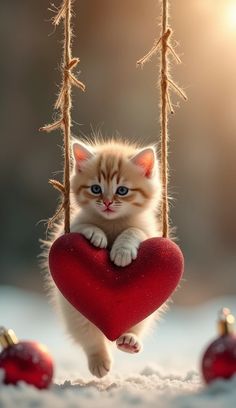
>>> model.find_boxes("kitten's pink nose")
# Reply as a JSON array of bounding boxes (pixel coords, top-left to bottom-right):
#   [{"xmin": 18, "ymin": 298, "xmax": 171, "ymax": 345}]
[{"xmin": 103, "ymin": 199, "xmax": 113, "ymax": 207}]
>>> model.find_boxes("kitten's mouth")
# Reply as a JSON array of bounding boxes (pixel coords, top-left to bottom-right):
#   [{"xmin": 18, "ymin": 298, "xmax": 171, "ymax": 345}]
[{"xmin": 103, "ymin": 208, "xmax": 115, "ymax": 213}]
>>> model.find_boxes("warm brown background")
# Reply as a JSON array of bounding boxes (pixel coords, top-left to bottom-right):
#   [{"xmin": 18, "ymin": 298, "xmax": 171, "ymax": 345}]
[{"xmin": 0, "ymin": 0, "xmax": 235, "ymax": 304}]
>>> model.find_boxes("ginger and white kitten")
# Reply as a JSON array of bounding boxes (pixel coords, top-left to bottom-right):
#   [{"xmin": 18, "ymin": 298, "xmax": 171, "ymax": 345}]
[{"xmin": 45, "ymin": 139, "xmax": 164, "ymax": 378}]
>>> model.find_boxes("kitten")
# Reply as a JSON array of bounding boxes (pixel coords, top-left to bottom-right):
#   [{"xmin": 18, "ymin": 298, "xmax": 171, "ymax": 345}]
[{"xmin": 43, "ymin": 139, "xmax": 164, "ymax": 378}]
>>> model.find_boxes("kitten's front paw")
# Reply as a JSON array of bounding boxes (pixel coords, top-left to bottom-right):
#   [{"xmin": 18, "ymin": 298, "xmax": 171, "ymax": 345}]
[
  {"xmin": 110, "ymin": 245, "xmax": 138, "ymax": 267},
  {"xmin": 80, "ymin": 226, "xmax": 107, "ymax": 248}
]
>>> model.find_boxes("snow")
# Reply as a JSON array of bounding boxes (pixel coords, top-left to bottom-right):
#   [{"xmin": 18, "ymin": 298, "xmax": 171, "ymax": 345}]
[{"xmin": 0, "ymin": 286, "xmax": 236, "ymax": 407}]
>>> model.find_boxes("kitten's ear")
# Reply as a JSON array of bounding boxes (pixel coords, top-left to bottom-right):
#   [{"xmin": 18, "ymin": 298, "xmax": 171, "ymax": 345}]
[
  {"xmin": 131, "ymin": 147, "xmax": 156, "ymax": 178},
  {"xmin": 73, "ymin": 142, "xmax": 93, "ymax": 171}
]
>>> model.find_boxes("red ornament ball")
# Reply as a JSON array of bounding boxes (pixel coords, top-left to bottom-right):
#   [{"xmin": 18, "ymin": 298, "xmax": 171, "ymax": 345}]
[
  {"xmin": 0, "ymin": 340, "xmax": 54, "ymax": 389},
  {"xmin": 202, "ymin": 309, "xmax": 236, "ymax": 384}
]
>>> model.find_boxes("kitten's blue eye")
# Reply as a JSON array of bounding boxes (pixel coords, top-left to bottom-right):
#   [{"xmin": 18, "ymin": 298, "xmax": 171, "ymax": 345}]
[
  {"xmin": 91, "ymin": 184, "xmax": 102, "ymax": 194},
  {"xmin": 116, "ymin": 186, "xmax": 129, "ymax": 196}
]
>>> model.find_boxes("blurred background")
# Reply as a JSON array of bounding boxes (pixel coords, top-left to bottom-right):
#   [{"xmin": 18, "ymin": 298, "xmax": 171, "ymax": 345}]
[{"xmin": 0, "ymin": 0, "xmax": 235, "ymax": 305}]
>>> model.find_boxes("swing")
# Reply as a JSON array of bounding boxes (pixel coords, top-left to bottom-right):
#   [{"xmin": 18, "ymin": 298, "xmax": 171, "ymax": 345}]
[{"xmin": 40, "ymin": 0, "xmax": 184, "ymax": 341}]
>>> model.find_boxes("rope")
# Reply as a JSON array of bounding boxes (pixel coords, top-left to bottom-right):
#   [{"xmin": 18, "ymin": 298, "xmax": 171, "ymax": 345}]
[
  {"xmin": 40, "ymin": 0, "xmax": 186, "ymax": 238},
  {"xmin": 137, "ymin": 0, "xmax": 187, "ymax": 238},
  {"xmin": 40, "ymin": 0, "xmax": 85, "ymax": 234}
]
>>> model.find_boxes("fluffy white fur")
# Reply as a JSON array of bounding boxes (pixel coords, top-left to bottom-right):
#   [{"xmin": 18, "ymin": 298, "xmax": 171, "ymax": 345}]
[{"xmin": 43, "ymin": 139, "xmax": 165, "ymax": 378}]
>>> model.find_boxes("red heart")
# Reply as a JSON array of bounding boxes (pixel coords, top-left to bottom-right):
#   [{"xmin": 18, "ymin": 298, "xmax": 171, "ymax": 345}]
[{"xmin": 49, "ymin": 233, "xmax": 184, "ymax": 341}]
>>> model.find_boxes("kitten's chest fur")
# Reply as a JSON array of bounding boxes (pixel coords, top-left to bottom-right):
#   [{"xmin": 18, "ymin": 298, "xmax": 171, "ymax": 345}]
[
  {"xmin": 71, "ymin": 209, "xmax": 159, "ymax": 248},
  {"xmin": 73, "ymin": 213, "xmax": 133, "ymax": 247},
  {"xmin": 95, "ymin": 218, "xmax": 132, "ymax": 248}
]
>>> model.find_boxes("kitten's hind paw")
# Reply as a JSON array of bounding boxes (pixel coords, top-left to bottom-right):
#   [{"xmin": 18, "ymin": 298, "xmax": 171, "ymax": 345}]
[
  {"xmin": 116, "ymin": 333, "xmax": 143, "ymax": 354},
  {"xmin": 88, "ymin": 353, "xmax": 112, "ymax": 378}
]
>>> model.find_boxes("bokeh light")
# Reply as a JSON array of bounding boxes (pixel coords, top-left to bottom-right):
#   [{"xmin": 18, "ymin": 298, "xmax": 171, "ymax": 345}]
[{"xmin": 226, "ymin": 1, "xmax": 236, "ymax": 29}]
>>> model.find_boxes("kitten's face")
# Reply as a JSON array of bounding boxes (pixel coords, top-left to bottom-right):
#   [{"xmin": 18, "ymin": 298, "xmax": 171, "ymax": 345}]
[{"xmin": 71, "ymin": 142, "xmax": 160, "ymax": 220}]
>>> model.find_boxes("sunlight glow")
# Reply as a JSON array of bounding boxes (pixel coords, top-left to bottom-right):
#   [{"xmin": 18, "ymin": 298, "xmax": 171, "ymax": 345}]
[{"xmin": 226, "ymin": 2, "xmax": 236, "ymax": 29}]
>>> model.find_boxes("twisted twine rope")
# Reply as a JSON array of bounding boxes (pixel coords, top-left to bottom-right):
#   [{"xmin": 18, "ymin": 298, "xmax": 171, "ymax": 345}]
[
  {"xmin": 137, "ymin": 0, "xmax": 187, "ymax": 238},
  {"xmin": 41, "ymin": 0, "xmax": 186, "ymax": 239},
  {"xmin": 40, "ymin": 0, "xmax": 85, "ymax": 234}
]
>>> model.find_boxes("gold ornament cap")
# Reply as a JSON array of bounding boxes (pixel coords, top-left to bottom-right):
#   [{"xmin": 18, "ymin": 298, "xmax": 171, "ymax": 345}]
[
  {"xmin": 218, "ymin": 308, "xmax": 235, "ymax": 336},
  {"xmin": 0, "ymin": 327, "xmax": 18, "ymax": 349}
]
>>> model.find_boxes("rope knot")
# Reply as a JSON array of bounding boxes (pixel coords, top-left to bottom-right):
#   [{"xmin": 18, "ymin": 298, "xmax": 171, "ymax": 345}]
[
  {"xmin": 66, "ymin": 58, "xmax": 80, "ymax": 70},
  {"xmin": 162, "ymin": 28, "xmax": 172, "ymax": 42}
]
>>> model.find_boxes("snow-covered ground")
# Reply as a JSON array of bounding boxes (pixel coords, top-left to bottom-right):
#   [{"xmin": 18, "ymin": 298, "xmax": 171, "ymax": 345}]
[{"xmin": 0, "ymin": 286, "xmax": 236, "ymax": 407}]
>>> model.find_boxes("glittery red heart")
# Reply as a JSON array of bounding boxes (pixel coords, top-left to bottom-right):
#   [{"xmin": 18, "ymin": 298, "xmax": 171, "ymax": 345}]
[{"xmin": 49, "ymin": 233, "xmax": 184, "ymax": 341}]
